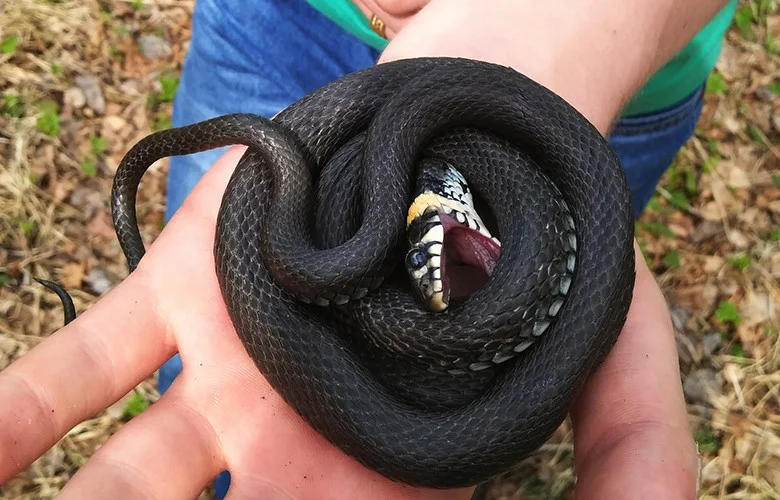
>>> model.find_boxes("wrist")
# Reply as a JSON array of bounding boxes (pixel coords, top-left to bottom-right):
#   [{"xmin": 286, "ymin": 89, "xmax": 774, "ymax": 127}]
[{"xmin": 376, "ymin": 8, "xmax": 631, "ymax": 133}]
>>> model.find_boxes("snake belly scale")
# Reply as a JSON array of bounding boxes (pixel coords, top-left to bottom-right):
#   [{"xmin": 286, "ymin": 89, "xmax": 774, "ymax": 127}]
[{"xmin": 110, "ymin": 57, "xmax": 636, "ymax": 488}]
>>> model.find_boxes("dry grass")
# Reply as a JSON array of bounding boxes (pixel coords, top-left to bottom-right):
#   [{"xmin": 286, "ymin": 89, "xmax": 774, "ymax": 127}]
[{"xmin": 1, "ymin": 0, "xmax": 778, "ymax": 499}]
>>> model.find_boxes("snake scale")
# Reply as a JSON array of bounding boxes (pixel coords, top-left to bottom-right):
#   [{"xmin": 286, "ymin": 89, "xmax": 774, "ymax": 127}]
[{"xmin": 107, "ymin": 57, "xmax": 636, "ymax": 488}]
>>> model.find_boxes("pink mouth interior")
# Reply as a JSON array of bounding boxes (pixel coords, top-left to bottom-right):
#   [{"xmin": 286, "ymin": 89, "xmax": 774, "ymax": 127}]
[{"xmin": 439, "ymin": 212, "xmax": 501, "ymax": 300}]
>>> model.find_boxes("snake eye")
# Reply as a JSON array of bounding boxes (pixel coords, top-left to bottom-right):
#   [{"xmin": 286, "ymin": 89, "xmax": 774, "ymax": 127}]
[{"xmin": 405, "ymin": 249, "xmax": 428, "ymax": 270}]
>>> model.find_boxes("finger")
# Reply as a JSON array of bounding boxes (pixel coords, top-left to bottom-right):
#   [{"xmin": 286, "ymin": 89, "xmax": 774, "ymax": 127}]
[
  {"xmin": 0, "ymin": 146, "xmax": 246, "ymax": 484},
  {"xmin": 351, "ymin": 0, "xmax": 425, "ymax": 38},
  {"xmin": 0, "ymin": 278, "xmax": 170, "ymax": 484},
  {"xmin": 570, "ymin": 242, "xmax": 698, "ymax": 499},
  {"xmin": 135, "ymin": 147, "xmax": 252, "ymax": 368},
  {"xmin": 56, "ymin": 396, "xmax": 222, "ymax": 500}
]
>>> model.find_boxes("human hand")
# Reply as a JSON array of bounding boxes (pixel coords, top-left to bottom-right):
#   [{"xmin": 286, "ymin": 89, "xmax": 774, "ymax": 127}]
[
  {"xmin": 0, "ymin": 141, "xmax": 696, "ymax": 498},
  {"xmin": 0, "ymin": 146, "xmax": 472, "ymax": 500}
]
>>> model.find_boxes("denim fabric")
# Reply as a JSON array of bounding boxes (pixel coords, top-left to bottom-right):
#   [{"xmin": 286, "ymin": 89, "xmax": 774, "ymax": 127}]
[
  {"xmin": 163, "ymin": 0, "xmax": 379, "ymax": 223},
  {"xmin": 610, "ymin": 84, "xmax": 705, "ymax": 215},
  {"xmin": 157, "ymin": 0, "xmax": 706, "ymax": 497}
]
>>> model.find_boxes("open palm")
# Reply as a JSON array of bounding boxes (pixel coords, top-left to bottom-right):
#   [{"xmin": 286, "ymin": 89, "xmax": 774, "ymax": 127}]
[{"xmin": 0, "ymin": 146, "xmax": 697, "ymax": 499}]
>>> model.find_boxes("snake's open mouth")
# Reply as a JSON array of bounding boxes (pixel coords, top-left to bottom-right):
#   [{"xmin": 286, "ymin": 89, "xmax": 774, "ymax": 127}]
[
  {"xmin": 404, "ymin": 160, "xmax": 503, "ymax": 312},
  {"xmin": 439, "ymin": 212, "xmax": 501, "ymax": 301}
]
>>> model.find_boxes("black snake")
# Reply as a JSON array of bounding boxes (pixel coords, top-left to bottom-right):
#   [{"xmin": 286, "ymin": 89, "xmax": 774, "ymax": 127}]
[{"xmin": 50, "ymin": 57, "xmax": 636, "ymax": 488}]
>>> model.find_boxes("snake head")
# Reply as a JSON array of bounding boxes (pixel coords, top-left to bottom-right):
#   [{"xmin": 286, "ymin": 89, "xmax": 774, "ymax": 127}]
[{"xmin": 406, "ymin": 195, "xmax": 501, "ymax": 313}]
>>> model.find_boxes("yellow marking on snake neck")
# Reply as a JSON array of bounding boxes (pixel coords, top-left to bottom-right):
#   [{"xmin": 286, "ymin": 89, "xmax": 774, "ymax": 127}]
[{"xmin": 406, "ymin": 193, "xmax": 446, "ymax": 227}]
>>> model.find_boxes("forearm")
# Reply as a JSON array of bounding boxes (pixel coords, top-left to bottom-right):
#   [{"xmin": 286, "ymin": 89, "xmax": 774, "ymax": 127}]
[{"xmin": 375, "ymin": 0, "xmax": 730, "ymax": 133}]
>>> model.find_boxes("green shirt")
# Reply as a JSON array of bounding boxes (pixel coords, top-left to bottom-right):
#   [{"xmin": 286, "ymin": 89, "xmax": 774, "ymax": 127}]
[{"xmin": 306, "ymin": 0, "xmax": 737, "ymax": 116}]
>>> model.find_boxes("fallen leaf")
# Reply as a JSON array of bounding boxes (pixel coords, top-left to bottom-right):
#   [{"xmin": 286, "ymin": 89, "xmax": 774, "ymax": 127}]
[
  {"xmin": 723, "ymin": 162, "xmax": 752, "ymax": 189},
  {"xmin": 60, "ymin": 262, "xmax": 85, "ymax": 289}
]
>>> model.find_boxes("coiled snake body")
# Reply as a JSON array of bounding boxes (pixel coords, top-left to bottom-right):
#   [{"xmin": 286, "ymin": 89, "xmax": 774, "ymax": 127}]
[{"xmin": 105, "ymin": 57, "xmax": 637, "ymax": 488}]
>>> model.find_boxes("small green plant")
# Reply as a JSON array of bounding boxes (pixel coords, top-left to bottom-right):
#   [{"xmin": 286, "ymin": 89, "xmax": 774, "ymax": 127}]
[
  {"xmin": 36, "ymin": 100, "xmax": 60, "ymax": 137},
  {"xmin": 79, "ymin": 135, "xmax": 108, "ymax": 177},
  {"xmin": 50, "ymin": 63, "xmax": 63, "ymax": 75},
  {"xmin": 122, "ymin": 392, "xmax": 150, "ymax": 418},
  {"xmin": 0, "ymin": 272, "xmax": 10, "ymax": 287},
  {"xmin": 0, "ymin": 35, "xmax": 19, "ymax": 54},
  {"xmin": 146, "ymin": 75, "xmax": 180, "ymax": 112},
  {"xmin": 65, "ymin": 449, "xmax": 86, "ymax": 468},
  {"xmin": 662, "ymin": 250, "xmax": 681, "ymax": 270},
  {"xmin": 2, "ymin": 92, "xmax": 25, "ymax": 118},
  {"xmin": 751, "ymin": 0, "xmax": 775, "ymax": 23},
  {"xmin": 695, "ymin": 424, "xmax": 720, "ymax": 453},
  {"xmin": 645, "ymin": 194, "xmax": 661, "ymax": 212},
  {"xmin": 668, "ymin": 190, "xmax": 690, "ymax": 210},
  {"xmin": 158, "ymin": 75, "xmax": 179, "ymax": 102},
  {"xmin": 684, "ymin": 168, "xmax": 698, "ymax": 195},
  {"xmin": 733, "ymin": 6, "xmax": 755, "ymax": 39},
  {"xmin": 769, "ymin": 81, "xmax": 780, "ymax": 97},
  {"xmin": 727, "ymin": 254, "xmax": 751, "ymax": 271},
  {"xmin": 662, "ymin": 163, "xmax": 699, "ymax": 209},
  {"xmin": 715, "ymin": 300, "xmax": 742, "ymax": 325},
  {"xmin": 130, "ymin": 0, "xmax": 144, "ymax": 10},
  {"xmin": 770, "ymin": 229, "xmax": 780, "ymax": 242},
  {"xmin": 152, "ymin": 112, "xmax": 172, "ymax": 131},
  {"xmin": 746, "ymin": 125, "xmax": 765, "ymax": 145},
  {"xmin": 89, "ymin": 135, "xmax": 108, "ymax": 157},
  {"xmin": 706, "ymin": 72, "xmax": 727, "ymax": 95},
  {"xmin": 19, "ymin": 219, "xmax": 36, "ymax": 234},
  {"xmin": 700, "ymin": 139, "xmax": 723, "ymax": 173},
  {"xmin": 637, "ymin": 221, "xmax": 675, "ymax": 239},
  {"xmin": 109, "ymin": 45, "xmax": 125, "ymax": 62},
  {"xmin": 729, "ymin": 342, "xmax": 747, "ymax": 365},
  {"xmin": 766, "ymin": 35, "xmax": 780, "ymax": 55},
  {"xmin": 80, "ymin": 157, "xmax": 97, "ymax": 177}
]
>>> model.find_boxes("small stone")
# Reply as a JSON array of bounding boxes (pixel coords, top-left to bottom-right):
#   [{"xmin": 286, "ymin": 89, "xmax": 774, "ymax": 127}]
[
  {"xmin": 119, "ymin": 79, "xmax": 141, "ymax": 96},
  {"xmin": 683, "ymin": 368, "xmax": 722, "ymax": 406},
  {"xmin": 702, "ymin": 333, "xmax": 722, "ymax": 357},
  {"xmin": 727, "ymin": 229, "xmax": 750, "ymax": 249},
  {"xmin": 700, "ymin": 457, "xmax": 722, "ymax": 484},
  {"xmin": 138, "ymin": 34, "xmax": 172, "ymax": 60},
  {"xmin": 754, "ymin": 86, "xmax": 777, "ymax": 102},
  {"xmin": 68, "ymin": 184, "xmax": 104, "ymax": 220},
  {"xmin": 669, "ymin": 302, "xmax": 693, "ymax": 332},
  {"xmin": 86, "ymin": 268, "xmax": 114, "ymax": 295},
  {"xmin": 74, "ymin": 73, "xmax": 105, "ymax": 115},
  {"xmin": 63, "ymin": 87, "xmax": 86, "ymax": 109},
  {"xmin": 691, "ymin": 220, "xmax": 723, "ymax": 243},
  {"xmin": 723, "ymin": 116, "xmax": 741, "ymax": 134}
]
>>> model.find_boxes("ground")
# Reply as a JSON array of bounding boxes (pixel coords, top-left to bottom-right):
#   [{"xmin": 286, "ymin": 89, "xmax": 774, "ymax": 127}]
[{"xmin": 0, "ymin": 1, "xmax": 778, "ymax": 499}]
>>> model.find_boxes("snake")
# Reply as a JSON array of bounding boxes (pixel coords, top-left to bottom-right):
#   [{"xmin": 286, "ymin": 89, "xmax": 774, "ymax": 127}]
[{"xmin": 43, "ymin": 57, "xmax": 636, "ymax": 489}]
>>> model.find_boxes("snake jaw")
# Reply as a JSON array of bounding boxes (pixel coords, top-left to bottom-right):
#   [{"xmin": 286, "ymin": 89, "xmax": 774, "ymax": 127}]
[{"xmin": 406, "ymin": 207, "xmax": 449, "ymax": 312}]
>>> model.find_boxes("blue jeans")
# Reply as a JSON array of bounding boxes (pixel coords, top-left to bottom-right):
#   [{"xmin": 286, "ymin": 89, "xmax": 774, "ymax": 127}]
[{"xmin": 158, "ymin": 0, "xmax": 705, "ymax": 497}]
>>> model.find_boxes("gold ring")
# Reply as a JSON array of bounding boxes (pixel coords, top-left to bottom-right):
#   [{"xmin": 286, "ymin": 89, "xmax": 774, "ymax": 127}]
[{"xmin": 370, "ymin": 14, "xmax": 387, "ymax": 39}]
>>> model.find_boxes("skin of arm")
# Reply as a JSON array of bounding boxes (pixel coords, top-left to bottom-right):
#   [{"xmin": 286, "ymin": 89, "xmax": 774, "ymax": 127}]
[{"xmin": 357, "ymin": 0, "xmax": 730, "ymax": 134}]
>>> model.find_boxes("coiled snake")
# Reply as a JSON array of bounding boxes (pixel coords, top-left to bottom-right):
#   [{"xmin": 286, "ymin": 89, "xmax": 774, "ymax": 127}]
[{"xmin": 53, "ymin": 57, "xmax": 637, "ymax": 488}]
